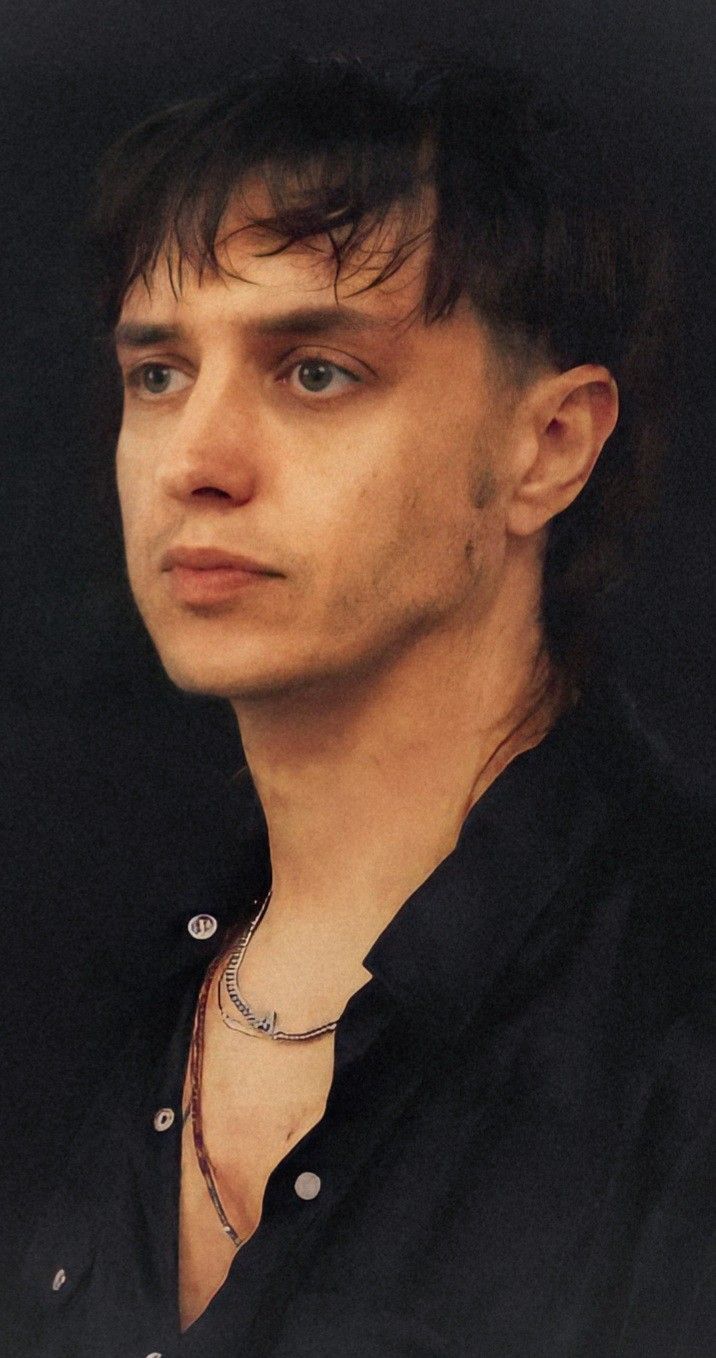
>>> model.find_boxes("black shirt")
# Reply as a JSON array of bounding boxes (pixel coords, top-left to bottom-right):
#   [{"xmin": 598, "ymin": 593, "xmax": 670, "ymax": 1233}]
[{"xmin": 11, "ymin": 678, "xmax": 714, "ymax": 1357}]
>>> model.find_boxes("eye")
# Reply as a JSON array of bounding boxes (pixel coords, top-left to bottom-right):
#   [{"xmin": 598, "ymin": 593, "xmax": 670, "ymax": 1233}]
[
  {"xmin": 124, "ymin": 363, "xmax": 191, "ymax": 399},
  {"xmin": 283, "ymin": 357, "xmax": 361, "ymax": 398}
]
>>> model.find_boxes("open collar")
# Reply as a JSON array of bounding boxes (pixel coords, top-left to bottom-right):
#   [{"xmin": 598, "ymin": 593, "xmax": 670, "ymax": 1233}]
[
  {"xmin": 188, "ymin": 678, "xmax": 638, "ymax": 1043},
  {"xmin": 361, "ymin": 679, "xmax": 623, "ymax": 1037}
]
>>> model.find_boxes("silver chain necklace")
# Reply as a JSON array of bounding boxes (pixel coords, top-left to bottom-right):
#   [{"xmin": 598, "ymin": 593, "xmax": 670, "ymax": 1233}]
[
  {"xmin": 218, "ymin": 679, "xmax": 564, "ymax": 1043},
  {"xmin": 219, "ymin": 887, "xmax": 340, "ymax": 1042}
]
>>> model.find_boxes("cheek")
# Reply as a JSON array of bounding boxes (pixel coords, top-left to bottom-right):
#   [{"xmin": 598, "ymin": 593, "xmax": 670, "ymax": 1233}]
[
  {"xmin": 115, "ymin": 447, "xmax": 153, "ymax": 587},
  {"xmin": 116, "ymin": 434, "xmax": 154, "ymax": 522},
  {"xmin": 336, "ymin": 466, "xmax": 463, "ymax": 606},
  {"xmin": 115, "ymin": 441, "xmax": 136, "ymax": 522}
]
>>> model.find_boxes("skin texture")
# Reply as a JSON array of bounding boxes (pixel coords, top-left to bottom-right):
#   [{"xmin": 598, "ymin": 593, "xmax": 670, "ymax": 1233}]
[
  {"xmin": 115, "ymin": 185, "xmax": 619, "ymax": 1328},
  {"xmin": 115, "ymin": 186, "xmax": 618, "ymax": 955}
]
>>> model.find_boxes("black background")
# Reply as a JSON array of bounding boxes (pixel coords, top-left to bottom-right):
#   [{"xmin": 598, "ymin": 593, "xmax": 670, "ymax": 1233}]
[{"xmin": 1, "ymin": 0, "xmax": 713, "ymax": 1290}]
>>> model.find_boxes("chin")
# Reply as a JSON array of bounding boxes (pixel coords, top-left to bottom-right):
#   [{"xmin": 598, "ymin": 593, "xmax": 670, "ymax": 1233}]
[
  {"xmin": 153, "ymin": 641, "xmax": 318, "ymax": 702},
  {"xmin": 160, "ymin": 657, "xmax": 278, "ymax": 699}
]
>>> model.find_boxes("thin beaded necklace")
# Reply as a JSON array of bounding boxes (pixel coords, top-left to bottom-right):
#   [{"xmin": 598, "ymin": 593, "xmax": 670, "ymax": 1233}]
[{"xmin": 187, "ymin": 949, "xmax": 245, "ymax": 1247}]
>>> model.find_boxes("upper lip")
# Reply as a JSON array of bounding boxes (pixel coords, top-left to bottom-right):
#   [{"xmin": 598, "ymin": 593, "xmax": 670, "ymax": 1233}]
[{"xmin": 162, "ymin": 546, "xmax": 279, "ymax": 574}]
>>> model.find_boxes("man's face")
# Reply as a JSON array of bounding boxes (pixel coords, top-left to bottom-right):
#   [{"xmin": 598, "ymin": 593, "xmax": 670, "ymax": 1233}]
[{"xmin": 115, "ymin": 187, "xmax": 515, "ymax": 702}]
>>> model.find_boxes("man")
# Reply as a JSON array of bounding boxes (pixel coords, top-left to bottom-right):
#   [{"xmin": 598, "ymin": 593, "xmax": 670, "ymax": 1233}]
[{"xmin": 15, "ymin": 52, "xmax": 712, "ymax": 1357}]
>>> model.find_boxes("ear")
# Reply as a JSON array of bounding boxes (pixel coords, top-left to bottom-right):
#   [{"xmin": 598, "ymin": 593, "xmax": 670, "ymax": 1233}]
[{"xmin": 505, "ymin": 365, "xmax": 619, "ymax": 538}]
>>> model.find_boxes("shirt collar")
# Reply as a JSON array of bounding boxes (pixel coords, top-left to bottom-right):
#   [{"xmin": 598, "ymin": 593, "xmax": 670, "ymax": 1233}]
[
  {"xmin": 362, "ymin": 678, "xmax": 622, "ymax": 1038},
  {"xmin": 192, "ymin": 677, "xmax": 631, "ymax": 1041}
]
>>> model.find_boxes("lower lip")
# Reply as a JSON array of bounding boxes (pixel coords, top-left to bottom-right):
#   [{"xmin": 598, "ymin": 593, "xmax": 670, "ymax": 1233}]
[{"xmin": 167, "ymin": 565, "xmax": 273, "ymax": 603}]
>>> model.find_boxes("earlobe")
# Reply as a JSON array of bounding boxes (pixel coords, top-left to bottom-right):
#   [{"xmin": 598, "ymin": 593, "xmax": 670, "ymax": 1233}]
[{"xmin": 505, "ymin": 366, "xmax": 619, "ymax": 538}]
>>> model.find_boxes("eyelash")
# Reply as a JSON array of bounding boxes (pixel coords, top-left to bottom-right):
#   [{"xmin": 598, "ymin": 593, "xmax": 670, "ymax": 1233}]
[{"xmin": 123, "ymin": 355, "xmax": 363, "ymax": 402}]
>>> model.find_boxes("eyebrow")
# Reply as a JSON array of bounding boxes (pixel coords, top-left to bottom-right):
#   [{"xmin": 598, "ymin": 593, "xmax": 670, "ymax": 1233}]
[{"xmin": 113, "ymin": 305, "xmax": 391, "ymax": 350}]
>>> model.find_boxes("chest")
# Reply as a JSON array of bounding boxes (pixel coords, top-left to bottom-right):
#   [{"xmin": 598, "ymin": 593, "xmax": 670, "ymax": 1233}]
[{"xmin": 177, "ymin": 1009, "xmax": 336, "ymax": 1331}]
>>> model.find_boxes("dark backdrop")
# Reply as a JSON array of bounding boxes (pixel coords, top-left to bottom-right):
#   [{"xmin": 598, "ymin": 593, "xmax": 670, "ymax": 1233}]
[{"xmin": 1, "ymin": 0, "xmax": 713, "ymax": 1293}]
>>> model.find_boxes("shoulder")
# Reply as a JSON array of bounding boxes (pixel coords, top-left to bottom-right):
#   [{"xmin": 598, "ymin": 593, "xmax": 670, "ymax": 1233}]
[
  {"xmin": 582, "ymin": 676, "xmax": 712, "ymax": 901},
  {"xmin": 552, "ymin": 684, "xmax": 714, "ymax": 1352},
  {"xmin": 572, "ymin": 675, "xmax": 713, "ymax": 1036}
]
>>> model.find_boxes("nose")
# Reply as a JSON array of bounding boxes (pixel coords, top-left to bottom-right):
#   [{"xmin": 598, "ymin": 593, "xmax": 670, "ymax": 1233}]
[{"xmin": 156, "ymin": 373, "xmax": 261, "ymax": 507}]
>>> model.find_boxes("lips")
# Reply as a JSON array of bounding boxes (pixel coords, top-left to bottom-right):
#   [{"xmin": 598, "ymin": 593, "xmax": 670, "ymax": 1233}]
[
  {"xmin": 161, "ymin": 546, "xmax": 279, "ymax": 574},
  {"xmin": 160, "ymin": 544, "xmax": 281, "ymax": 605}
]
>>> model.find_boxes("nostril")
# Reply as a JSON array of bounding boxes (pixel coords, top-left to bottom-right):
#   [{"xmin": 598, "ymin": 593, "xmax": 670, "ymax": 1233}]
[{"xmin": 192, "ymin": 487, "xmax": 232, "ymax": 497}]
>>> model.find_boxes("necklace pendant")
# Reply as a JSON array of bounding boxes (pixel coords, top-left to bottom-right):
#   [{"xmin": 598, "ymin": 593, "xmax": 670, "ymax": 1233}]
[
  {"xmin": 220, "ymin": 1011, "xmax": 264, "ymax": 1037},
  {"xmin": 251, "ymin": 1010, "xmax": 278, "ymax": 1036}
]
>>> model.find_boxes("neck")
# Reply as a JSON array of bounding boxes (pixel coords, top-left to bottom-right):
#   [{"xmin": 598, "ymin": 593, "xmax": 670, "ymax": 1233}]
[{"xmin": 230, "ymin": 554, "xmax": 569, "ymax": 952}]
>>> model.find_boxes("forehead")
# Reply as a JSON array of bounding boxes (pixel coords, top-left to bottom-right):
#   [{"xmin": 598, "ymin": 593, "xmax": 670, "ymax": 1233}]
[{"xmin": 118, "ymin": 175, "xmax": 450, "ymax": 335}]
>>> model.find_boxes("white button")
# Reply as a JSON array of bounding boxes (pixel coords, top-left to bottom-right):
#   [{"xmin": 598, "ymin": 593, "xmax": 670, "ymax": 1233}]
[
  {"xmin": 145, "ymin": 1352, "xmax": 163, "ymax": 1357},
  {"xmin": 187, "ymin": 913, "xmax": 217, "ymax": 940},
  {"xmin": 153, "ymin": 1107, "xmax": 175, "ymax": 1132},
  {"xmin": 294, "ymin": 1171, "xmax": 321, "ymax": 1200},
  {"xmin": 51, "ymin": 1267, "xmax": 67, "ymax": 1292}
]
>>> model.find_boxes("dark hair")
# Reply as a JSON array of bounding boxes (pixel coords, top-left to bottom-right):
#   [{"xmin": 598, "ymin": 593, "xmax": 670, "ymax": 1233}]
[{"xmin": 86, "ymin": 50, "xmax": 677, "ymax": 689}]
